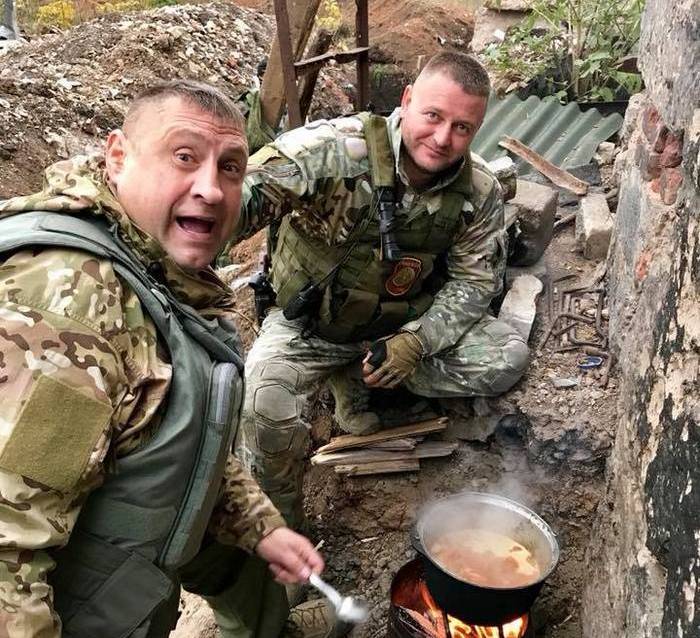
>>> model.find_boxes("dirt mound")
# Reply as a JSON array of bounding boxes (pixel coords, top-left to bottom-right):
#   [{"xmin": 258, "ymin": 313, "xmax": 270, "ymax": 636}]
[
  {"xmin": 363, "ymin": 0, "xmax": 475, "ymax": 71},
  {"xmin": 0, "ymin": 1, "xmax": 353, "ymax": 198}
]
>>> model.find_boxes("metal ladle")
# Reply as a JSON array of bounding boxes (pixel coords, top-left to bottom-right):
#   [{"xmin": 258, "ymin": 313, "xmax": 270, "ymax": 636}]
[{"xmin": 309, "ymin": 573, "xmax": 369, "ymax": 624}]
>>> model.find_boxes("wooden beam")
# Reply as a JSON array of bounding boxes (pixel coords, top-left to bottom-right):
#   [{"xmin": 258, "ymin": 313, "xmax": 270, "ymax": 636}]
[{"xmin": 499, "ymin": 136, "xmax": 589, "ymax": 196}]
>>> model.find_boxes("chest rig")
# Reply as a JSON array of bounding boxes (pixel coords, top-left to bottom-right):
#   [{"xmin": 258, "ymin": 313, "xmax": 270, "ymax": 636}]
[{"xmin": 269, "ymin": 113, "xmax": 473, "ymax": 343}]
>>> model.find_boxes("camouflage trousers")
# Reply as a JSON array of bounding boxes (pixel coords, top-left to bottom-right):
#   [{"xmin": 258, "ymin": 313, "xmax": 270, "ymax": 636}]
[{"xmin": 236, "ymin": 308, "xmax": 528, "ymax": 528}]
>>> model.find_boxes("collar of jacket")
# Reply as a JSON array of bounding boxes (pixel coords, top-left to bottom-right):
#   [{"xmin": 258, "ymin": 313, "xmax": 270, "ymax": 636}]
[
  {"xmin": 0, "ymin": 155, "xmax": 234, "ymax": 314},
  {"xmin": 386, "ymin": 108, "xmax": 467, "ymax": 195}
]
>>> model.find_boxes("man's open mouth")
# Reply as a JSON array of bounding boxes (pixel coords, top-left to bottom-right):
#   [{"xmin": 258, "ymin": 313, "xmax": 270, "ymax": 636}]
[{"xmin": 176, "ymin": 216, "xmax": 216, "ymax": 235}]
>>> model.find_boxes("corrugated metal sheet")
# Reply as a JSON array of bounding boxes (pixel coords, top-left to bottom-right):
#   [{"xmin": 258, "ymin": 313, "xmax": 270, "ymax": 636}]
[{"xmin": 472, "ymin": 93, "xmax": 624, "ymax": 174}]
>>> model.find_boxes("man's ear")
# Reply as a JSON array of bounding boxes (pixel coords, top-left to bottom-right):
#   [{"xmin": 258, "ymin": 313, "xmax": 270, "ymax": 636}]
[
  {"xmin": 105, "ymin": 130, "xmax": 128, "ymax": 186},
  {"xmin": 400, "ymin": 85, "xmax": 413, "ymax": 114}
]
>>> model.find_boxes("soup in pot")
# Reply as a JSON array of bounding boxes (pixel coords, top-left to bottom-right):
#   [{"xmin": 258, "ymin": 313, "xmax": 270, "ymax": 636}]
[{"xmin": 429, "ymin": 528, "xmax": 541, "ymax": 588}]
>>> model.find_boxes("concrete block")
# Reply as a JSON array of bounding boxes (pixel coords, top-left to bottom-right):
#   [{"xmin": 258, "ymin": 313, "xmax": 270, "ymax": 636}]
[
  {"xmin": 576, "ymin": 194, "xmax": 613, "ymax": 260},
  {"xmin": 497, "ymin": 274, "xmax": 543, "ymax": 342},
  {"xmin": 505, "ymin": 255, "xmax": 548, "ymax": 290},
  {"xmin": 506, "ymin": 179, "xmax": 558, "ymax": 266}
]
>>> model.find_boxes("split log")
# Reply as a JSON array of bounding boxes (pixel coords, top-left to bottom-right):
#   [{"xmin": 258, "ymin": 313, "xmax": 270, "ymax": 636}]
[
  {"xmin": 499, "ymin": 136, "xmax": 589, "ymax": 196},
  {"xmin": 315, "ymin": 417, "xmax": 448, "ymax": 455},
  {"xmin": 334, "ymin": 459, "xmax": 421, "ymax": 476},
  {"xmin": 312, "ymin": 440, "xmax": 457, "ymax": 466},
  {"xmin": 366, "ymin": 438, "xmax": 420, "ymax": 451}
]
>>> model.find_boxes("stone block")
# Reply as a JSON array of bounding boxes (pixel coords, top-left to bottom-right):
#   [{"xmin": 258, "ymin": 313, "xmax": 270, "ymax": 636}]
[
  {"xmin": 576, "ymin": 193, "xmax": 613, "ymax": 260},
  {"xmin": 505, "ymin": 179, "xmax": 558, "ymax": 266},
  {"xmin": 659, "ymin": 131, "xmax": 684, "ymax": 168},
  {"xmin": 659, "ymin": 167, "xmax": 683, "ymax": 205},
  {"xmin": 497, "ymin": 274, "xmax": 543, "ymax": 342}
]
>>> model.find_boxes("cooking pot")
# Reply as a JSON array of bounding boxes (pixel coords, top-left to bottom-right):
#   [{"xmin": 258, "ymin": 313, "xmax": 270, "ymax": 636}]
[{"xmin": 411, "ymin": 492, "xmax": 559, "ymax": 626}]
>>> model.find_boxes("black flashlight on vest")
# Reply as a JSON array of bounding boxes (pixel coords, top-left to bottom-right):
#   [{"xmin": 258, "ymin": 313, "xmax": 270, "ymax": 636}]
[
  {"xmin": 377, "ymin": 187, "xmax": 402, "ymax": 262},
  {"xmin": 283, "ymin": 280, "xmax": 323, "ymax": 321}
]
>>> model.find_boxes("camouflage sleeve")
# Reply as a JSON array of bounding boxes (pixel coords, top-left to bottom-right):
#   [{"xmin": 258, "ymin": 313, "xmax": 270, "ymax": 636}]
[
  {"xmin": 207, "ymin": 455, "xmax": 286, "ymax": 553},
  {"xmin": 231, "ymin": 118, "xmax": 369, "ymax": 244},
  {"xmin": 402, "ymin": 164, "xmax": 507, "ymax": 355},
  {"xmin": 0, "ymin": 249, "xmax": 125, "ymax": 637}
]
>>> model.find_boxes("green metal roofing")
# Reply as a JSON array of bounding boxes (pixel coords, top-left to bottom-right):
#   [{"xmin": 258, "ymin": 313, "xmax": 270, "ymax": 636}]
[{"xmin": 472, "ymin": 93, "xmax": 624, "ymax": 174}]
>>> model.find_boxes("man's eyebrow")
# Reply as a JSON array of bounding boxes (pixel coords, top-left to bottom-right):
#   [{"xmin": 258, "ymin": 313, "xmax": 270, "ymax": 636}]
[{"xmin": 163, "ymin": 127, "xmax": 248, "ymax": 156}]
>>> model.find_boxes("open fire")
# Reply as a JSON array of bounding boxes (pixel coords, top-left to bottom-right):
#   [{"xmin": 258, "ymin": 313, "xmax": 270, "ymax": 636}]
[{"xmin": 388, "ymin": 559, "xmax": 531, "ymax": 638}]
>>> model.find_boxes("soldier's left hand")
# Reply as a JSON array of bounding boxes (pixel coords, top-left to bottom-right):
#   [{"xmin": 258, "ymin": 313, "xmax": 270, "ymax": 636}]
[
  {"xmin": 362, "ymin": 332, "xmax": 424, "ymax": 388},
  {"xmin": 255, "ymin": 527, "xmax": 325, "ymax": 584}
]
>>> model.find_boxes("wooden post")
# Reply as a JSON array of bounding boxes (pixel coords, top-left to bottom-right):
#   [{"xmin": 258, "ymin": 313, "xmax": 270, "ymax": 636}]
[
  {"xmin": 355, "ymin": 0, "xmax": 369, "ymax": 110},
  {"xmin": 262, "ymin": 0, "xmax": 323, "ymax": 130}
]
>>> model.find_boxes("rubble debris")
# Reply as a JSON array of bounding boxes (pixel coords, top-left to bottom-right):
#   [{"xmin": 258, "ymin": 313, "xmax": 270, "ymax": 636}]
[
  {"xmin": 551, "ymin": 377, "xmax": 579, "ymax": 389},
  {"xmin": 575, "ymin": 194, "xmax": 613, "ymax": 259},
  {"xmin": 487, "ymin": 155, "xmax": 517, "ymax": 201},
  {"xmin": 595, "ymin": 141, "xmax": 616, "ymax": 165},
  {"xmin": 499, "ymin": 136, "xmax": 590, "ymax": 195},
  {"xmin": 505, "ymin": 179, "xmax": 558, "ymax": 266},
  {"xmin": 498, "ymin": 274, "xmax": 543, "ymax": 341},
  {"xmin": 504, "ymin": 255, "xmax": 547, "ymax": 289}
]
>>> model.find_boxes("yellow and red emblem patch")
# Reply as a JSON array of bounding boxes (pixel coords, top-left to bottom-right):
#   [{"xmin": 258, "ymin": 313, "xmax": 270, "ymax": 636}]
[{"xmin": 385, "ymin": 257, "xmax": 422, "ymax": 297}]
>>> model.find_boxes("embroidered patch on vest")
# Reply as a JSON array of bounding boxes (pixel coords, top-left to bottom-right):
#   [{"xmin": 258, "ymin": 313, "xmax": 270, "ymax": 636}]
[{"xmin": 385, "ymin": 257, "xmax": 422, "ymax": 297}]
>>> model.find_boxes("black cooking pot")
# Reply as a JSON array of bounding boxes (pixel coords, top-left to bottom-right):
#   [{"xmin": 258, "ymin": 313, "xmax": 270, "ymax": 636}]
[{"xmin": 411, "ymin": 492, "xmax": 559, "ymax": 626}]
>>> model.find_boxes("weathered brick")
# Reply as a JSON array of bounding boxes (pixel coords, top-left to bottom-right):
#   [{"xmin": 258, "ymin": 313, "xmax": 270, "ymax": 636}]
[
  {"xmin": 642, "ymin": 105, "xmax": 669, "ymax": 151},
  {"xmin": 659, "ymin": 167, "xmax": 683, "ymax": 205},
  {"xmin": 639, "ymin": 145, "xmax": 662, "ymax": 180},
  {"xmin": 575, "ymin": 193, "xmax": 613, "ymax": 260},
  {"xmin": 659, "ymin": 131, "xmax": 684, "ymax": 168}
]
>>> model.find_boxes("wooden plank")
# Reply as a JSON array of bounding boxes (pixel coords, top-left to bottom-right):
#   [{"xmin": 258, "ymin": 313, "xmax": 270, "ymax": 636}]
[
  {"xmin": 272, "ymin": 0, "xmax": 303, "ymax": 128},
  {"xmin": 312, "ymin": 448, "xmax": 415, "ymax": 466},
  {"xmin": 355, "ymin": 0, "xmax": 369, "ymax": 109},
  {"xmin": 413, "ymin": 440, "xmax": 459, "ymax": 458},
  {"xmin": 312, "ymin": 440, "xmax": 457, "ymax": 466},
  {"xmin": 334, "ymin": 459, "xmax": 420, "ymax": 476},
  {"xmin": 366, "ymin": 438, "xmax": 420, "ymax": 451},
  {"xmin": 499, "ymin": 136, "xmax": 589, "ymax": 196},
  {"xmin": 315, "ymin": 417, "xmax": 448, "ymax": 455},
  {"xmin": 294, "ymin": 47, "xmax": 369, "ymax": 77}
]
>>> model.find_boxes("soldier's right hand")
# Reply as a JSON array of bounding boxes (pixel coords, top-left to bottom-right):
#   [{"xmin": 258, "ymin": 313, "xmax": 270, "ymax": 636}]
[{"xmin": 255, "ymin": 527, "xmax": 324, "ymax": 584}]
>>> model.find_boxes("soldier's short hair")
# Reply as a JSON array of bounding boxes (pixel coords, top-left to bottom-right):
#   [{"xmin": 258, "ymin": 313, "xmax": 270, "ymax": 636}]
[
  {"xmin": 419, "ymin": 52, "xmax": 491, "ymax": 98},
  {"xmin": 124, "ymin": 79, "xmax": 245, "ymax": 133}
]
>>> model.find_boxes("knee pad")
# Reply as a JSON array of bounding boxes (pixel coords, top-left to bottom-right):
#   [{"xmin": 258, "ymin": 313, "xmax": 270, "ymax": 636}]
[
  {"xmin": 250, "ymin": 361, "xmax": 303, "ymax": 455},
  {"xmin": 502, "ymin": 337, "xmax": 529, "ymax": 376}
]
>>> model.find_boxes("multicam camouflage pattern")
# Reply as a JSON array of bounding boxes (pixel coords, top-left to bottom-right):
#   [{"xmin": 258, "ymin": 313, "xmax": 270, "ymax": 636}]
[
  {"xmin": 233, "ymin": 109, "xmax": 508, "ymax": 354},
  {"xmin": 0, "ymin": 157, "xmax": 285, "ymax": 638},
  {"xmin": 233, "ymin": 109, "xmax": 527, "ymax": 530}
]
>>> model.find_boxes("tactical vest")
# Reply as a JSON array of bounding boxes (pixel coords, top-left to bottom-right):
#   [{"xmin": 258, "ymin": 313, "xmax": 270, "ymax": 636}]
[
  {"xmin": 269, "ymin": 113, "xmax": 473, "ymax": 343},
  {"xmin": 0, "ymin": 211, "xmax": 245, "ymax": 638}
]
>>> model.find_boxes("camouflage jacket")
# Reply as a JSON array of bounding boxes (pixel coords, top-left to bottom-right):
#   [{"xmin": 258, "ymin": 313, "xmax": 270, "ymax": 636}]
[
  {"xmin": 234, "ymin": 109, "xmax": 506, "ymax": 353},
  {"xmin": 0, "ymin": 157, "xmax": 285, "ymax": 637}
]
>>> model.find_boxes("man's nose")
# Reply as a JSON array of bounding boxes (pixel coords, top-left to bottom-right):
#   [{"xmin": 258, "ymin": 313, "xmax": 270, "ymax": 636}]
[
  {"xmin": 433, "ymin": 123, "xmax": 451, "ymax": 148},
  {"xmin": 191, "ymin": 160, "xmax": 224, "ymax": 205}
]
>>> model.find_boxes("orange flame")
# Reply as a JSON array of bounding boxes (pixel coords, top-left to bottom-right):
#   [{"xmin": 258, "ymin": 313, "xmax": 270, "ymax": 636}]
[{"xmin": 417, "ymin": 581, "xmax": 528, "ymax": 638}]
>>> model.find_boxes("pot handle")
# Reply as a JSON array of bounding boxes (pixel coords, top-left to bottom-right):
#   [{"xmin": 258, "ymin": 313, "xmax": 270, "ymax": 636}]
[{"xmin": 410, "ymin": 524, "xmax": 429, "ymax": 558}]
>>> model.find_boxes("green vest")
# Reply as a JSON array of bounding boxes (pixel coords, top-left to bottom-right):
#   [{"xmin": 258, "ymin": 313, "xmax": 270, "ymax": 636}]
[
  {"xmin": 0, "ymin": 212, "xmax": 244, "ymax": 638},
  {"xmin": 270, "ymin": 113, "xmax": 473, "ymax": 343}
]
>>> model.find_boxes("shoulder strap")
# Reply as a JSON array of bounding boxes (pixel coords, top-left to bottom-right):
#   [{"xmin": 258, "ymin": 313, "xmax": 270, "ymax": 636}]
[{"xmin": 361, "ymin": 112, "xmax": 395, "ymax": 189}]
